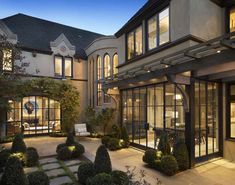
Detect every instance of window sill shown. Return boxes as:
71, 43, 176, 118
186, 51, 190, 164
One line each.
225, 138, 235, 142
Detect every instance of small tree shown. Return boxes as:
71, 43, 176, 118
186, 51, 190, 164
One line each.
65, 132, 76, 146
84, 107, 98, 132
158, 132, 171, 155
96, 108, 116, 135
11, 134, 27, 153
94, 145, 112, 174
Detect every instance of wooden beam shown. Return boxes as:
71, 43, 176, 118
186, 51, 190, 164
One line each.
195, 60, 235, 77
209, 70, 235, 80
104, 49, 235, 89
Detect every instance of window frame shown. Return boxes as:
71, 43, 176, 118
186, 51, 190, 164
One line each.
227, 84, 235, 140
126, 24, 143, 61
112, 53, 118, 76
54, 55, 73, 78
103, 54, 111, 78
146, 7, 170, 51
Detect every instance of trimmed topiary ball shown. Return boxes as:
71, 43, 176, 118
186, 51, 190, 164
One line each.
11, 152, 26, 166
158, 132, 171, 155
94, 145, 112, 174
56, 143, 67, 154
11, 134, 27, 153
101, 136, 111, 147
107, 138, 120, 151
66, 133, 76, 146
161, 155, 178, 176
77, 161, 95, 184
89, 173, 112, 185
0, 149, 11, 168
25, 147, 39, 167
149, 160, 162, 171
142, 149, 158, 164
111, 170, 129, 185
28, 171, 49, 185
0, 155, 28, 185
173, 141, 189, 171
57, 146, 72, 160
71, 143, 85, 158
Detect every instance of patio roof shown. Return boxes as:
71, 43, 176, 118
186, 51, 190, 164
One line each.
103, 32, 235, 89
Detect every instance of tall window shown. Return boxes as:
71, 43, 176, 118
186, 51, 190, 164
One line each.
230, 8, 235, 32
54, 56, 72, 78
97, 56, 102, 80
97, 83, 102, 106
2, 49, 13, 71
104, 54, 111, 78
127, 25, 143, 60
229, 85, 235, 139
113, 54, 118, 76
147, 7, 169, 50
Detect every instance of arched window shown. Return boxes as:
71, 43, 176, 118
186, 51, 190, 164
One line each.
104, 54, 111, 78
97, 56, 102, 80
113, 54, 118, 76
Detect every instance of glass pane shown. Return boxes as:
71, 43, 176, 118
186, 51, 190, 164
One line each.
135, 26, 143, 56
230, 85, 235, 96
97, 56, 102, 80
113, 54, 118, 75
231, 102, 235, 138
104, 55, 111, 78
195, 82, 200, 158
165, 84, 175, 106
230, 8, 235, 32
159, 8, 169, 45
64, 58, 72, 77
97, 83, 102, 106
155, 85, 164, 106
148, 16, 157, 50
55, 56, 62, 76
127, 32, 134, 60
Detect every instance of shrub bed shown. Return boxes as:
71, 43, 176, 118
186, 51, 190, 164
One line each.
161, 155, 178, 176
77, 161, 95, 184
0, 149, 11, 168
28, 171, 49, 185
88, 173, 112, 185
11, 134, 27, 153
142, 149, 158, 164
173, 141, 189, 171
107, 138, 120, 151
25, 147, 39, 167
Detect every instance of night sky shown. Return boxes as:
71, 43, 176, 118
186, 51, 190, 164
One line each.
0, 0, 147, 35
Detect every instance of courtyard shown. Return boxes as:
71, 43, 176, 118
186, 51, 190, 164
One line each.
1, 136, 235, 185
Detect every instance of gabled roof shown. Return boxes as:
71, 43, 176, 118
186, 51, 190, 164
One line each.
2, 13, 104, 59
115, 0, 170, 37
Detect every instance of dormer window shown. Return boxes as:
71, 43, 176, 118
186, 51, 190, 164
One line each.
2, 49, 13, 71
54, 55, 72, 78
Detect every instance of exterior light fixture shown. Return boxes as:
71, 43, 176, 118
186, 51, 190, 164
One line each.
217, 50, 221, 54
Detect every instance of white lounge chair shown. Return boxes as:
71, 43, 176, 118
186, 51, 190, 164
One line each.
74, 123, 90, 136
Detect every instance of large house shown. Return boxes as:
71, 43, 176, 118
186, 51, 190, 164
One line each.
1, 0, 235, 167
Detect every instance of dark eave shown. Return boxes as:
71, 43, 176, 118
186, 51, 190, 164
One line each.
210, 0, 235, 7
115, 0, 170, 38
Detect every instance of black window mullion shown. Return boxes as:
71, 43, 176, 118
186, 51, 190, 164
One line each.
157, 14, 160, 47
205, 83, 208, 156
199, 82, 201, 157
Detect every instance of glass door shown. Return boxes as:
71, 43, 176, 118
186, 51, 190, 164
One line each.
194, 81, 219, 161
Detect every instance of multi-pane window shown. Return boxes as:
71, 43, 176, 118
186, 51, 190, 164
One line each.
229, 85, 235, 139
97, 56, 102, 80
2, 49, 13, 71
97, 83, 102, 106
104, 54, 111, 78
54, 56, 72, 78
147, 7, 169, 50
230, 8, 235, 32
113, 54, 118, 76
127, 25, 143, 60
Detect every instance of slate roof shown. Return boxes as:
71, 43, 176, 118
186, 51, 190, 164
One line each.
2, 13, 104, 59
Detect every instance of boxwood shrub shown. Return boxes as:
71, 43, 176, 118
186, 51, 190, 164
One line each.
94, 145, 112, 174
111, 170, 129, 185
0, 155, 28, 185
70, 143, 85, 158
161, 155, 178, 176
0, 149, 11, 168
28, 171, 49, 185
66, 133, 76, 146
56, 143, 67, 154
89, 173, 112, 185
11, 134, 27, 153
57, 146, 72, 160
142, 149, 158, 164
101, 136, 111, 147
25, 147, 39, 167
158, 133, 171, 155
77, 161, 95, 184
107, 138, 120, 151
149, 160, 162, 171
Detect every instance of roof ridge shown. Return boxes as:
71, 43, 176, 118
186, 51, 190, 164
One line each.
2, 13, 105, 37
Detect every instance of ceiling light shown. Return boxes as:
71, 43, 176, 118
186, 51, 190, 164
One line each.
217, 50, 221, 54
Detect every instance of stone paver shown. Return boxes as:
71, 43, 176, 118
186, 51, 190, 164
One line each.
45, 168, 66, 178
39, 157, 58, 165
42, 163, 60, 171
64, 159, 81, 166
68, 165, 79, 173
74, 172, 78, 181
24, 167, 39, 174
50, 176, 72, 185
